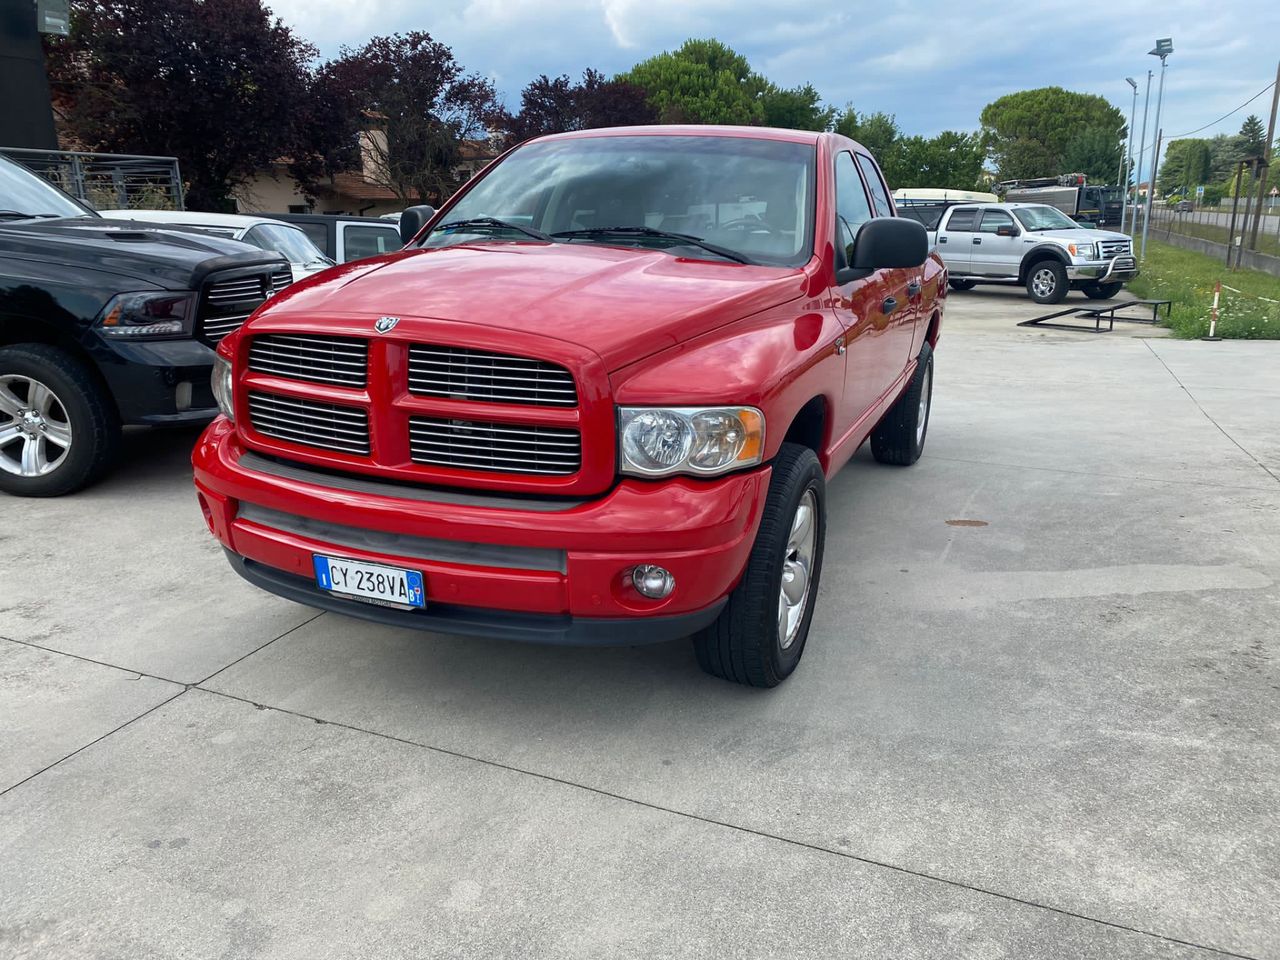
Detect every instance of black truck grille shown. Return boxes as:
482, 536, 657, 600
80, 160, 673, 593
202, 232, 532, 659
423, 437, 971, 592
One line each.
248, 334, 368, 387
408, 417, 580, 475
247, 391, 369, 455
408, 344, 577, 407
199, 267, 293, 343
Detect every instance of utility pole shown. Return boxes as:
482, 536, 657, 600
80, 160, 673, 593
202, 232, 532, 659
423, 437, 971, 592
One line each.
1141, 39, 1173, 260
1121, 77, 1138, 233
1247, 60, 1279, 251
1226, 160, 1246, 268
1134, 71, 1153, 236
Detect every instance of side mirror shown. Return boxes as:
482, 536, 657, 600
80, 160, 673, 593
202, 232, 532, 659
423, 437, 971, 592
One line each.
838, 218, 928, 283
995, 224, 1018, 237
399, 205, 436, 245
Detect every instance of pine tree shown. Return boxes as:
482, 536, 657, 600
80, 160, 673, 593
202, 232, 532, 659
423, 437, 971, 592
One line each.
1240, 114, 1266, 156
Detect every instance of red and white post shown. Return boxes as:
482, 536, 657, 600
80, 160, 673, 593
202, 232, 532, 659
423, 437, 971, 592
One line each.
1203, 281, 1222, 341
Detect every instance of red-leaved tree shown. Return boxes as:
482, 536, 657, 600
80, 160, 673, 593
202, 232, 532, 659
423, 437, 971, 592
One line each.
503, 69, 656, 147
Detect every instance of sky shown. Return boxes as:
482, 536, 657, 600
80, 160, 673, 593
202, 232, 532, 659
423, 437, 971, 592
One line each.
266, 0, 1279, 173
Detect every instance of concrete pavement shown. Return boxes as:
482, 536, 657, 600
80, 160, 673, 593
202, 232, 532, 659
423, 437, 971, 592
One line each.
1, 288, 1277, 959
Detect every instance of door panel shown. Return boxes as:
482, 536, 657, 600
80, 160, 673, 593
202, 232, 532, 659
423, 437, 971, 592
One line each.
971, 208, 1021, 276
936, 206, 978, 275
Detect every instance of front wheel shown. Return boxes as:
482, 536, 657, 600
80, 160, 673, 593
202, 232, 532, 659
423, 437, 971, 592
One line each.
1082, 281, 1123, 300
0, 344, 120, 497
693, 443, 826, 688
1026, 260, 1068, 304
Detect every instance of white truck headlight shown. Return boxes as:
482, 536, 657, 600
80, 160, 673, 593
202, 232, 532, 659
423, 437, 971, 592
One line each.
619, 406, 764, 477
1068, 242, 1098, 260
211, 355, 235, 422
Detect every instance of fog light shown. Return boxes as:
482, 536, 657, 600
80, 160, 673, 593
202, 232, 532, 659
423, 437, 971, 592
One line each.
632, 564, 675, 599
175, 381, 192, 411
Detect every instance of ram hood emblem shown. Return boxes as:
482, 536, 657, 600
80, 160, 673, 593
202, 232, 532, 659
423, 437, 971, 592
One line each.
374, 316, 400, 334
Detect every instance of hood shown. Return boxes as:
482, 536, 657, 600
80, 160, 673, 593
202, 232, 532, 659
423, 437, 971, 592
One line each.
0, 217, 288, 289
260, 242, 807, 370
1035, 226, 1132, 244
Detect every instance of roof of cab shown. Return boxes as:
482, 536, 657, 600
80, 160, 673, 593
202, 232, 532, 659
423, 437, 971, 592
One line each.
530, 124, 826, 146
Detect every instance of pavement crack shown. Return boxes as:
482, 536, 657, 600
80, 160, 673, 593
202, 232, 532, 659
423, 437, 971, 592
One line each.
195, 611, 326, 686
0, 634, 181, 686
1144, 340, 1279, 485
0, 689, 187, 799
191, 686, 1262, 960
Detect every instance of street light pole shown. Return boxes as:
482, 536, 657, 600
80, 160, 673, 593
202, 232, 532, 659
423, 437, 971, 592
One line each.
1134, 71, 1152, 236
1121, 77, 1138, 233
1141, 39, 1173, 260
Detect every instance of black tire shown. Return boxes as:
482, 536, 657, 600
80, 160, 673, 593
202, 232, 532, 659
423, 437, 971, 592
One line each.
693, 443, 825, 688
1082, 281, 1123, 300
0, 344, 120, 497
871, 342, 933, 466
948, 278, 977, 291
1026, 259, 1068, 304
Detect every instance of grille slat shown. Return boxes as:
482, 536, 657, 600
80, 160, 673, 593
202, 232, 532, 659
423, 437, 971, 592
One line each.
199, 268, 291, 344
408, 416, 580, 475
1099, 239, 1132, 258
249, 334, 368, 387
248, 392, 370, 455
408, 345, 577, 407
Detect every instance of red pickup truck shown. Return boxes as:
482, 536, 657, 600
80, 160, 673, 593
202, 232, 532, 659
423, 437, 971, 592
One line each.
193, 126, 944, 687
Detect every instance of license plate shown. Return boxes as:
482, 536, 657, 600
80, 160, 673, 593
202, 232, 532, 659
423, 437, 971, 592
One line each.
313, 555, 425, 610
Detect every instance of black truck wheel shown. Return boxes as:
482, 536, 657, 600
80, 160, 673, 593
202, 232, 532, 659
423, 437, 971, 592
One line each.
693, 443, 826, 688
1026, 260, 1068, 304
1082, 281, 1123, 300
871, 342, 933, 466
948, 279, 976, 291
0, 345, 120, 497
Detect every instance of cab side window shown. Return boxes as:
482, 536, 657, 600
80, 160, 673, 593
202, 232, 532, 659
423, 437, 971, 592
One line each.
855, 154, 892, 217
943, 207, 978, 231
835, 152, 874, 265
978, 209, 1015, 234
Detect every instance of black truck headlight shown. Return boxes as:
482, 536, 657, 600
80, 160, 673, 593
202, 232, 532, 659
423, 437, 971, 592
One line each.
96, 291, 196, 339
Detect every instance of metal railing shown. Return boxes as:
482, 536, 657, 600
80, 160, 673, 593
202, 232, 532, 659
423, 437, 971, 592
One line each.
0, 147, 184, 210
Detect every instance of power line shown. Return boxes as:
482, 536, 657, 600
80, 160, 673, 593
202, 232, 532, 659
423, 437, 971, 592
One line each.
1167, 80, 1276, 139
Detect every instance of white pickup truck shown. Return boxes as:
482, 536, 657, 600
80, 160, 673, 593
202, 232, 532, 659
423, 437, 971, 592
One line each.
927, 202, 1138, 304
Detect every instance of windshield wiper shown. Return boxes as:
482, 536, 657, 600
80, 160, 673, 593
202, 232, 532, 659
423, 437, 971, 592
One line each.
0, 210, 59, 221
434, 217, 553, 243
551, 226, 752, 264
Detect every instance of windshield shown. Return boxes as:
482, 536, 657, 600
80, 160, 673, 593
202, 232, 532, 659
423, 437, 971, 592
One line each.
244, 223, 332, 265
422, 135, 816, 267
0, 156, 95, 221
1012, 205, 1081, 231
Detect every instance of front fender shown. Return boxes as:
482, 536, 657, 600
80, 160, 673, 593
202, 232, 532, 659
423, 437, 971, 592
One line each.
610, 299, 845, 464
1018, 244, 1071, 282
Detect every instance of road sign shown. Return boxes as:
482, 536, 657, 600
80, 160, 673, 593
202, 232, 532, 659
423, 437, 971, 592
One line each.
36, 0, 70, 35
1196, 185, 1205, 197
1271, 186, 1279, 197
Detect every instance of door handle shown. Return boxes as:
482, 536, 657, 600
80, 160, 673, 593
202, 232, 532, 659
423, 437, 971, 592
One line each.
881, 297, 898, 314
907, 280, 921, 296
972, 237, 982, 244
939, 236, 947, 244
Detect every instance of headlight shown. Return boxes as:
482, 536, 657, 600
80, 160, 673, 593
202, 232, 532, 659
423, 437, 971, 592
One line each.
619, 406, 764, 477
1068, 242, 1097, 259
96, 291, 196, 338
211, 355, 235, 422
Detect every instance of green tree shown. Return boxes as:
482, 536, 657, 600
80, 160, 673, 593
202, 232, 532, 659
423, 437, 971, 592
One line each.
980, 87, 1124, 180
619, 39, 764, 125
1240, 114, 1267, 156
830, 108, 985, 190
760, 82, 835, 131
1061, 126, 1123, 184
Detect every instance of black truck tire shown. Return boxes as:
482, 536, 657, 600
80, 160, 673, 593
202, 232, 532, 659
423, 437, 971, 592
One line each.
0, 344, 120, 497
948, 279, 977, 291
871, 341, 934, 466
1082, 281, 1124, 300
693, 443, 826, 688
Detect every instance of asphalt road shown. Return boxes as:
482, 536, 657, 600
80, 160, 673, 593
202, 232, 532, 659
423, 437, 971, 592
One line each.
2, 287, 1277, 959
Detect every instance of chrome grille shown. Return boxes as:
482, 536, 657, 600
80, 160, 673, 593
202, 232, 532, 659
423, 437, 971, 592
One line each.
408, 345, 577, 407
247, 392, 369, 455
1099, 239, 1131, 258
408, 417, 580, 475
269, 268, 292, 294
208, 276, 264, 304
249, 334, 368, 387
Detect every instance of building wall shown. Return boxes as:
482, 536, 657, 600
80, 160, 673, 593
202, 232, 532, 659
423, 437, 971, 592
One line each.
232, 171, 310, 214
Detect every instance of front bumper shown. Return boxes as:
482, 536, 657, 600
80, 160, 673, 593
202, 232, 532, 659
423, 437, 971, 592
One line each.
1067, 256, 1139, 283
192, 419, 770, 645
87, 333, 218, 425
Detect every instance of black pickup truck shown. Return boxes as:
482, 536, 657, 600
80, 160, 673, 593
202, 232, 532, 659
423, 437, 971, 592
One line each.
0, 155, 289, 496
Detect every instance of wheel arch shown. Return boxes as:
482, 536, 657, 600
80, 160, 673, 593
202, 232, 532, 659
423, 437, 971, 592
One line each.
1018, 245, 1071, 282
0, 317, 119, 418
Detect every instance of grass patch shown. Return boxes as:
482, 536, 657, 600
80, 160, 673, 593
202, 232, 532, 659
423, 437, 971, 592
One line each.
1128, 239, 1280, 339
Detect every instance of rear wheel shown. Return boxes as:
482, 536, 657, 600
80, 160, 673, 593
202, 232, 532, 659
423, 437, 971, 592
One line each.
948, 278, 976, 291
1026, 260, 1068, 304
693, 443, 825, 688
1082, 281, 1123, 300
0, 345, 120, 497
871, 342, 933, 466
